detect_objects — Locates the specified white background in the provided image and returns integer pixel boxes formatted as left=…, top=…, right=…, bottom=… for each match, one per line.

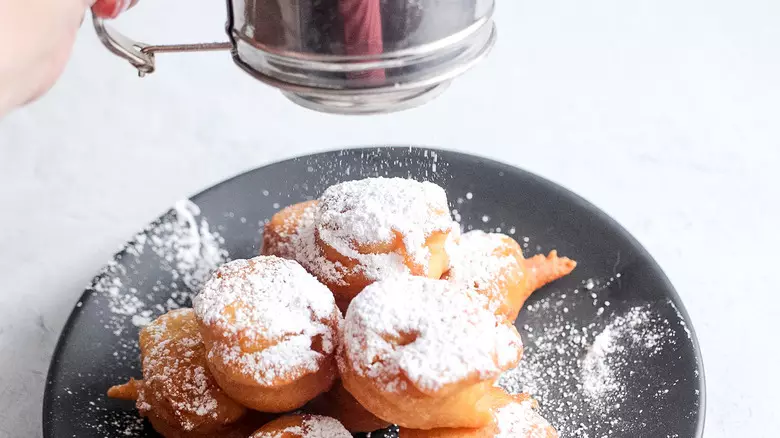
left=1, top=0, right=779, bottom=436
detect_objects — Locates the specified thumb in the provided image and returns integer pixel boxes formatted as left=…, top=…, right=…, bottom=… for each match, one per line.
left=92, top=0, right=139, bottom=19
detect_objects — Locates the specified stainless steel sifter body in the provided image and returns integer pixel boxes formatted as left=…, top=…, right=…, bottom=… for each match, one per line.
left=94, top=0, right=496, bottom=114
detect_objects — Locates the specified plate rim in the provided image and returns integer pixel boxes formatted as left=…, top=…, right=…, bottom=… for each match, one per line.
left=42, top=146, right=706, bottom=437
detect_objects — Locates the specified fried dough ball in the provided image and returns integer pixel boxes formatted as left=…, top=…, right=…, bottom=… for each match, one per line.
left=106, top=309, right=256, bottom=438
left=262, top=200, right=318, bottom=261
left=445, top=231, right=576, bottom=321
left=399, top=390, right=558, bottom=438
left=250, top=414, right=352, bottom=438
left=193, top=256, right=341, bottom=412
left=262, top=178, right=458, bottom=311
left=305, top=380, right=392, bottom=433
left=339, top=276, right=524, bottom=430
left=315, top=178, right=455, bottom=282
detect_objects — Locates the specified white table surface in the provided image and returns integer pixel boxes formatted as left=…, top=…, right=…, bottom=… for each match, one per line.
left=1, top=0, right=778, bottom=436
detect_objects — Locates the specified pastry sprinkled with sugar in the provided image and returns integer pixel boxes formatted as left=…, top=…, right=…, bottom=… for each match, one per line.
left=339, top=276, right=523, bottom=430
left=193, top=256, right=342, bottom=412
left=263, top=178, right=458, bottom=311
left=398, top=390, right=558, bottom=437
left=493, top=398, right=557, bottom=438
left=317, top=177, right=454, bottom=271
left=445, top=231, right=525, bottom=320
left=106, top=309, right=254, bottom=437
left=264, top=201, right=359, bottom=287
left=250, top=414, right=352, bottom=438
left=445, top=230, right=576, bottom=322
left=343, top=276, right=522, bottom=392
left=447, top=231, right=519, bottom=290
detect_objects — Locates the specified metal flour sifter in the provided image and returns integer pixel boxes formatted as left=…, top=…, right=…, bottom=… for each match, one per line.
left=93, top=0, right=496, bottom=114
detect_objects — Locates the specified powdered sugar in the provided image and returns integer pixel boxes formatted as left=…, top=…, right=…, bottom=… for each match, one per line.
left=499, top=294, right=680, bottom=437
left=495, top=399, right=555, bottom=438
left=207, top=334, right=327, bottom=386
left=93, top=264, right=146, bottom=336
left=93, top=200, right=228, bottom=336
left=138, top=309, right=235, bottom=431
left=580, top=325, right=621, bottom=399
left=317, top=178, right=455, bottom=273
left=279, top=204, right=341, bottom=284
left=69, top=408, right=146, bottom=437
left=148, top=200, right=228, bottom=292
left=581, top=307, right=665, bottom=403
left=446, top=230, right=520, bottom=312
left=296, top=415, right=352, bottom=438
left=278, top=202, right=406, bottom=286
left=252, top=415, right=351, bottom=438
left=342, top=276, right=523, bottom=393
left=193, top=256, right=339, bottom=385
left=269, top=180, right=458, bottom=286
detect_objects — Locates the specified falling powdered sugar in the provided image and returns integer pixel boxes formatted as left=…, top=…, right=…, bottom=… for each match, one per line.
left=343, top=276, right=523, bottom=393
left=193, top=256, right=340, bottom=385
left=316, top=178, right=456, bottom=274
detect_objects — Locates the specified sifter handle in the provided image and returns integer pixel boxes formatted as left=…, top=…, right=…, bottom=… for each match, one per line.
left=92, top=12, right=232, bottom=77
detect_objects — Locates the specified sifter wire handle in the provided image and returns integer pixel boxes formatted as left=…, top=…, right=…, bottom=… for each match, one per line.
left=92, top=12, right=232, bottom=77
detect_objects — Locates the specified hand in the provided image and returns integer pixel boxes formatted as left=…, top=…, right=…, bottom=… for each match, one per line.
left=0, top=0, right=136, bottom=117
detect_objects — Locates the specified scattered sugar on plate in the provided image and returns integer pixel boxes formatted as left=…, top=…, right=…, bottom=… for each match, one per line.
left=148, top=200, right=228, bottom=292
left=91, top=200, right=229, bottom=336
left=500, top=295, right=679, bottom=437
left=69, top=150, right=698, bottom=437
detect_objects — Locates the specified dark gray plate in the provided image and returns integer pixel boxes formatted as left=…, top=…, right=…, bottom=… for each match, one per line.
left=43, top=147, right=705, bottom=437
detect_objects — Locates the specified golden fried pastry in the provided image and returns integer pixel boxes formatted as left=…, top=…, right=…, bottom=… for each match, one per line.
left=523, top=250, right=578, bottom=292
left=339, top=276, right=524, bottom=430
left=193, top=256, right=341, bottom=412
left=262, top=200, right=318, bottom=260
left=106, top=309, right=256, bottom=438
left=262, top=177, right=458, bottom=311
left=305, top=380, right=392, bottom=433
left=445, top=231, right=576, bottom=322
left=399, top=390, right=558, bottom=438
left=261, top=200, right=353, bottom=312
left=250, top=414, right=352, bottom=437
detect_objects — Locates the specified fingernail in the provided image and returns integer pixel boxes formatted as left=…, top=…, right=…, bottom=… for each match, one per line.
left=92, top=0, right=132, bottom=19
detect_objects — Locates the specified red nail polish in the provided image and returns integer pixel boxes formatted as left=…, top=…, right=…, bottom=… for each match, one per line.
left=92, top=0, right=130, bottom=19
